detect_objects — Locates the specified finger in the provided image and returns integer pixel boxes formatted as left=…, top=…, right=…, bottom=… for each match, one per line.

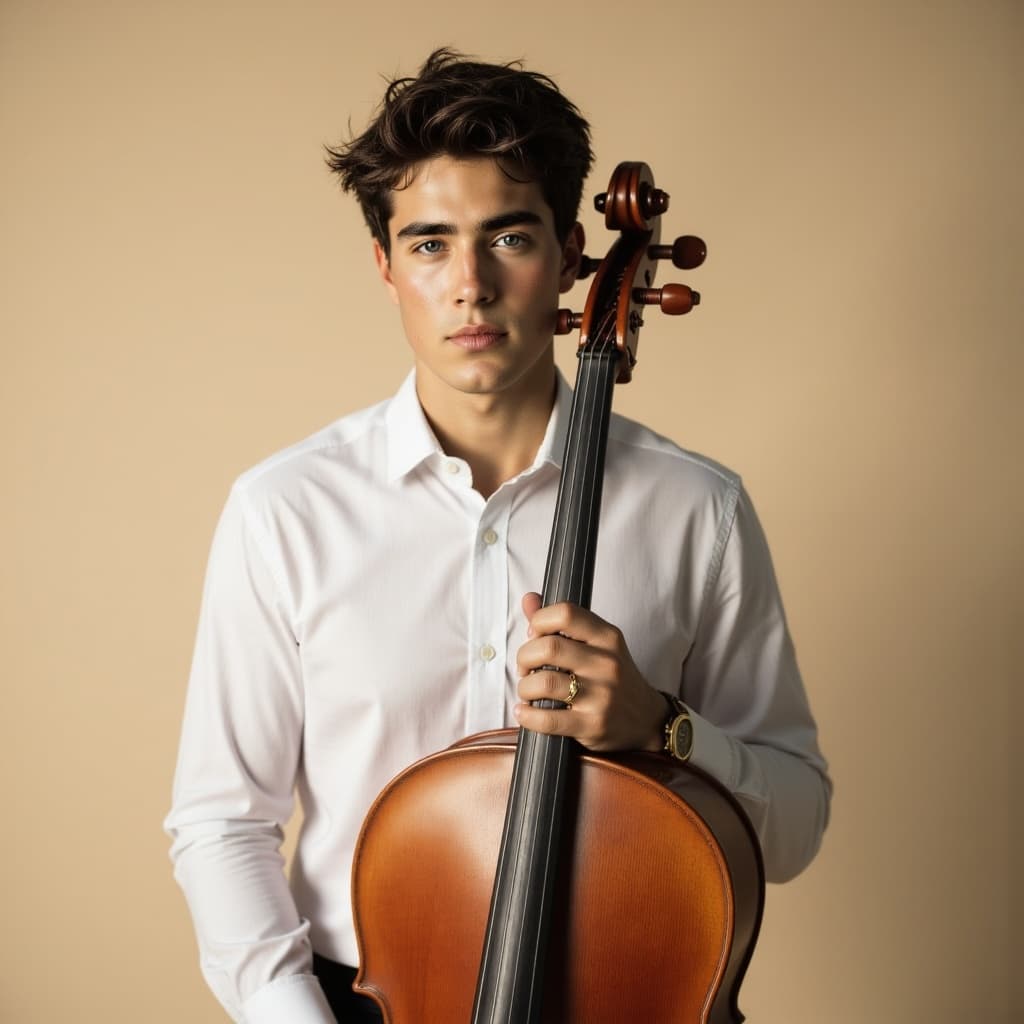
left=517, top=630, right=615, bottom=681
left=521, top=591, right=543, bottom=636
left=516, top=632, right=598, bottom=678
left=513, top=701, right=585, bottom=739
left=517, top=668, right=580, bottom=705
left=526, top=601, right=620, bottom=648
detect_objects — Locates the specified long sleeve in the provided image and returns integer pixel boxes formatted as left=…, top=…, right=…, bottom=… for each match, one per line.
left=165, top=486, right=335, bottom=1022
left=681, top=486, right=831, bottom=881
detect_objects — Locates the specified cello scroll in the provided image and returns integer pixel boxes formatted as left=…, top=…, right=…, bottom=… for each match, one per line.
left=555, top=161, right=706, bottom=382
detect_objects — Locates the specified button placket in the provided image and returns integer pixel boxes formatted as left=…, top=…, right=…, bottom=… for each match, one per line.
left=464, top=497, right=512, bottom=734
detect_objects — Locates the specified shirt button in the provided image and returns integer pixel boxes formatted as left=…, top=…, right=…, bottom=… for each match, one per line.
left=446, top=461, right=460, bottom=475
left=479, top=644, right=497, bottom=662
left=482, top=528, right=499, bottom=546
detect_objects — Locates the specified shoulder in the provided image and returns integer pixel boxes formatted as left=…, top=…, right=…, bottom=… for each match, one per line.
left=606, top=410, right=740, bottom=502
left=230, top=396, right=391, bottom=511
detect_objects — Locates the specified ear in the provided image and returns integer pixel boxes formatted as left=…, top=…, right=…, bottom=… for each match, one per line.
left=558, top=223, right=585, bottom=294
left=373, top=239, right=399, bottom=304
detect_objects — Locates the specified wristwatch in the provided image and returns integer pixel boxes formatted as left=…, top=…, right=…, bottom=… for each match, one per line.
left=659, top=691, right=693, bottom=762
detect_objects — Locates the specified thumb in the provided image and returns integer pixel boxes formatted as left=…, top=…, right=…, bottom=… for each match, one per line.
left=521, top=591, right=543, bottom=635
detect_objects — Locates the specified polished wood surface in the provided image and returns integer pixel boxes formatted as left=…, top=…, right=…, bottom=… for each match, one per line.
left=353, top=732, right=763, bottom=1023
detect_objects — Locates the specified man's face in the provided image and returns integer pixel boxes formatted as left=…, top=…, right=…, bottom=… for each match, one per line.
left=374, top=156, right=581, bottom=408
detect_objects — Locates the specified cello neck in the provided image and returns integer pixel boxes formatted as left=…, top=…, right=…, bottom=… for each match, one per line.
left=542, top=349, right=620, bottom=609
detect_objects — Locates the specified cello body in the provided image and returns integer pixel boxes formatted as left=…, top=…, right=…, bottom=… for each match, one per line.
left=351, top=163, right=765, bottom=1022
left=352, top=732, right=763, bottom=1022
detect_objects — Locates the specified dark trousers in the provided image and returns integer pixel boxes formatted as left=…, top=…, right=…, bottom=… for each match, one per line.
left=312, top=953, right=384, bottom=1022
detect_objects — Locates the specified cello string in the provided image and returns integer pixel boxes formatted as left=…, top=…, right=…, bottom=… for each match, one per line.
left=506, top=292, right=616, bottom=1019
left=512, top=301, right=615, bottom=1014
left=561, top=295, right=617, bottom=607
left=555, top=294, right=615, bottom=605
left=515, top=314, right=617, bottom=1019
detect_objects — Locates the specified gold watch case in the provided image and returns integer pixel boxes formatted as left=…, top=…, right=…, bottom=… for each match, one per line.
left=663, top=703, right=693, bottom=762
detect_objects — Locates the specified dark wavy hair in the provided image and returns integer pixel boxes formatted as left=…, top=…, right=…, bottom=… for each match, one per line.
left=325, top=48, right=593, bottom=255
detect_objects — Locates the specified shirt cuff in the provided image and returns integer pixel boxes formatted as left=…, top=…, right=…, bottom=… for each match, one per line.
left=686, top=706, right=738, bottom=790
left=241, top=973, right=336, bottom=1023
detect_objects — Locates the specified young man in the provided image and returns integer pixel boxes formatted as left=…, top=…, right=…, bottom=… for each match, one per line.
left=166, top=49, right=830, bottom=1023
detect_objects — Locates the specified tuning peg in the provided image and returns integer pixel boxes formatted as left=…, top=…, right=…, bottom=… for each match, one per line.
left=648, top=235, right=706, bottom=270
left=555, top=309, right=583, bottom=334
left=640, top=187, right=670, bottom=218
left=632, top=284, right=700, bottom=315
left=576, top=255, right=602, bottom=280
left=596, top=186, right=670, bottom=219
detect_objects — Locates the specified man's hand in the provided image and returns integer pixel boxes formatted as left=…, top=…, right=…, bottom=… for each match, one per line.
left=514, top=592, right=666, bottom=753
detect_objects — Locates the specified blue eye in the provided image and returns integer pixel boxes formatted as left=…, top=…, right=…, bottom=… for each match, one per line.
left=495, top=233, right=526, bottom=249
left=414, top=239, right=445, bottom=254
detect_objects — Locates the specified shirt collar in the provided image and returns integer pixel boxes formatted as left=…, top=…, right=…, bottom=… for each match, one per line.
left=532, top=369, right=571, bottom=472
left=384, top=371, right=442, bottom=482
left=384, top=368, right=573, bottom=483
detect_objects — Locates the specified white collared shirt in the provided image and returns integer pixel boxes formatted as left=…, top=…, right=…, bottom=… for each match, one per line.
left=166, top=370, right=830, bottom=1022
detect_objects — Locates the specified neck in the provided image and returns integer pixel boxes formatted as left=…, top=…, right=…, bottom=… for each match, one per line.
left=417, top=365, right=558, bottom=500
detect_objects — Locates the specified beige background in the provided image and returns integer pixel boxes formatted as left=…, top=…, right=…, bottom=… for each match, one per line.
left=2, top=1, right=1020, bottom=1021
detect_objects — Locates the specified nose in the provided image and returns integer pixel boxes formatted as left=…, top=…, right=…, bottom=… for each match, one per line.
left=454, top=245, right=496, bottom=307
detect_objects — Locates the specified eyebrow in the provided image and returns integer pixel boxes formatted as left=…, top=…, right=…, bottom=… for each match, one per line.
left=395, top=210, right=544, bottom=239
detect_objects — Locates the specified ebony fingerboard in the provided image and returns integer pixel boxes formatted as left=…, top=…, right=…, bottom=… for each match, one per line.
left=472, top=348, right=620, bottom=1024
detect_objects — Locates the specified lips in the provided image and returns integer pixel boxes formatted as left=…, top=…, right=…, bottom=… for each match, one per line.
left=447, top=324, right=507, bottom=350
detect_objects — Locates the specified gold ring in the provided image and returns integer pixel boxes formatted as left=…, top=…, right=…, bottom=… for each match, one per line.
left=565, top=672, right=579, bottom=708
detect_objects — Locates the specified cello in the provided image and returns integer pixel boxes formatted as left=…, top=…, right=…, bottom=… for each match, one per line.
left=350, top=162, right=765, bottom=1022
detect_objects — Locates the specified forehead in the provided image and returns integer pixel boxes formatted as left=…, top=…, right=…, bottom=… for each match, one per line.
left=388, top=156, right=554, bottom=235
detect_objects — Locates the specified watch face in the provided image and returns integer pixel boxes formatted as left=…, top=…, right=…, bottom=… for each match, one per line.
left=670, top=716, right=693, bottom=760
left=678, top=720, right=693, bottom=757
